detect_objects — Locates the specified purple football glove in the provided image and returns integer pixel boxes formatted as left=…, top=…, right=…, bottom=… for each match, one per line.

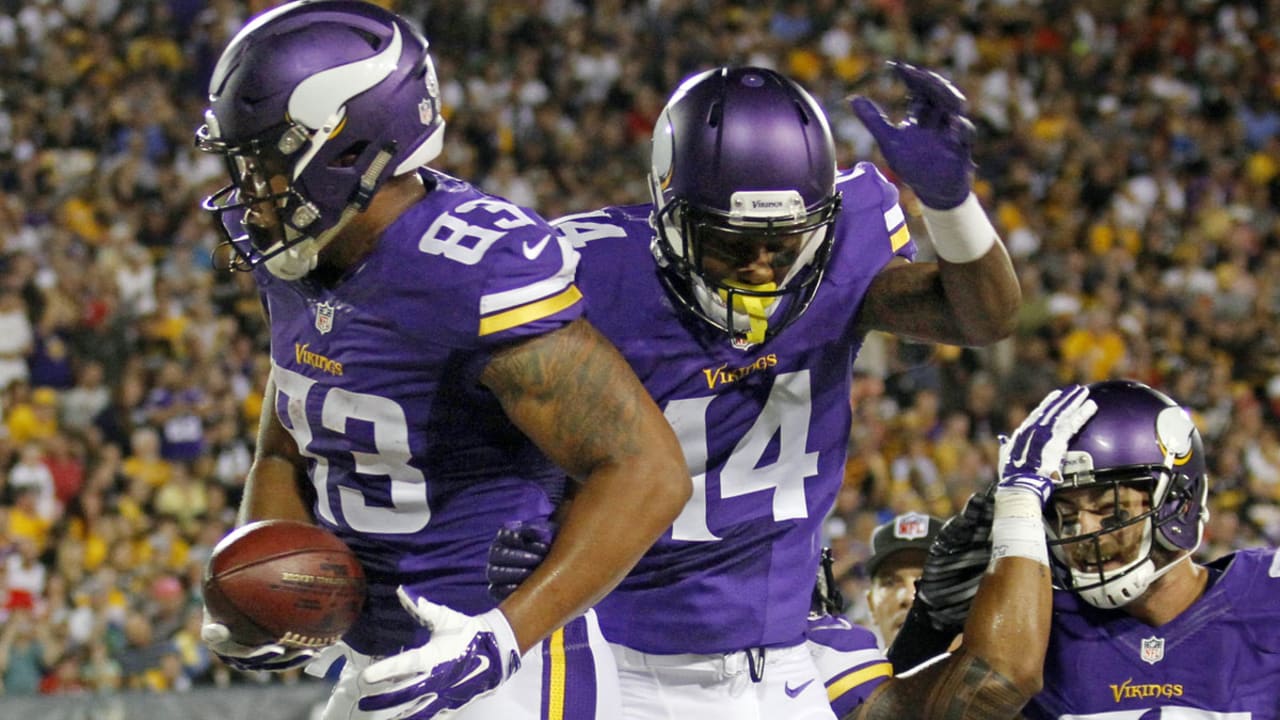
left=487, top=519, right=557, bottom=601
left=998, top=385, right=1097, bottom=507
left=850, top=61, right=975, bottom=209
left=358, top=586, right=521, bottom=719
left=201, top=609, right=317, bottom=673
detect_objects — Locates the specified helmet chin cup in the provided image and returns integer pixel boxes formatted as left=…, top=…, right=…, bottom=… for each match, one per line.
left=264, top=242, right=320, bottom=280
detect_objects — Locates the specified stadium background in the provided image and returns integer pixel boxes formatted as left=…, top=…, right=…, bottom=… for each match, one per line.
left=0, top=0, right=1277, bottom=714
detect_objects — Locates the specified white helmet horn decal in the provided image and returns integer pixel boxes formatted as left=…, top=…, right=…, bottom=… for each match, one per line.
left=289, top=24, right=402, bottom=129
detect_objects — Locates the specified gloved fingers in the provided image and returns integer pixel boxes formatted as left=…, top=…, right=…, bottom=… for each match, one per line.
left=849, top=95, right=897, bottom=145
left=487, top=582, right=519, bottom=602
left=890, top=61, right=968, bottom=125
left=487, top=544, right=547, bottom=570
left=362, top=646, right=434, bottom=686
left=395, top=586, right=462, bottom=633
left=514, top=519, right=557, bottom=546
left=202, top=620, right=292, bottom=660
left=305, top=641, right=352, bottom=678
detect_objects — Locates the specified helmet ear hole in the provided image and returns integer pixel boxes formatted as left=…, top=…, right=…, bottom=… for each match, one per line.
left=331, top=141, right=369, bottom=168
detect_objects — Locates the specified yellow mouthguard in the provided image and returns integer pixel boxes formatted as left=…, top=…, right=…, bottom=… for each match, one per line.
left=718, top=280, right=777, bottom=344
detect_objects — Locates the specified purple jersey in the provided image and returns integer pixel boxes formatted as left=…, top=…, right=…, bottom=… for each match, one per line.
left=248, top=170, right=583, bottom=656
left=559, top=163, right=915, bottom=654
left=1026, top=548, right=1280, bottom=719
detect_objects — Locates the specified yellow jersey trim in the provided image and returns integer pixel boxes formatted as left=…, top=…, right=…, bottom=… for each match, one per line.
left=890, top=224, right=911, bottom=252
left=546, top=627, right=567, bottom=720
left=478, top=285, right=582, bottom=337
left=828, top=661, right=893, bottom=702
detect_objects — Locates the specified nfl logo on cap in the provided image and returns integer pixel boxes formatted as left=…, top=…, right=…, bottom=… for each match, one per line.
left=894, top=512, right=931, bottom=540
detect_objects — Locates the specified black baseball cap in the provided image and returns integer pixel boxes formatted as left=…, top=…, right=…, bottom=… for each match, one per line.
left=865, top=511, right=943, bottom=579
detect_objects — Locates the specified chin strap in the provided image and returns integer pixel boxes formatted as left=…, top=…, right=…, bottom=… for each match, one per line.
left=264, top=148, right=396, bottom=280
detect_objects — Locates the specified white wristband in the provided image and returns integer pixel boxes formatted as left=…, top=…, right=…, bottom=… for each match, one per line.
left=919, top=193, right=998, bottom=264
left=989, top=489, right=1049, bottom=568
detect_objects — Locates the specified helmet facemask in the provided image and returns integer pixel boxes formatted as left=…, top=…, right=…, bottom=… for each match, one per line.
left=651, top=188, right=840, bottom=348
left=646, top=67, right=842, bottom=349
left=1041, top=380, right=1211, bottom=610
left=1046, top=460, right=1207, bottom=609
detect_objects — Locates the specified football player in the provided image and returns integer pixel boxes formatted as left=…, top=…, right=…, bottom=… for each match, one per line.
left=489, top=63, right=1021, bottom=718
left=1024, top=381, right=1279, bottom=718
left=886, top=380, right=1280, bottom=719
left=193, top=2, right=690, bottom=719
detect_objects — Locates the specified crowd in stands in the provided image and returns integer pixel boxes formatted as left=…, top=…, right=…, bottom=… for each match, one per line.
left=0, top=0, right=1277, bottom=696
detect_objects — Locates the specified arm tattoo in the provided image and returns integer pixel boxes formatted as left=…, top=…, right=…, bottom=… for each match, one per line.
left=853, top=650, right=1029, bottom=720
left=482, top=318, right=648, bottom=475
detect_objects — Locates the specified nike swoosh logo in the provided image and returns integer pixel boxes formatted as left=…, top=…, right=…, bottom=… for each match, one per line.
left=1013, top=437, right=1032, bottom=468
left=522, top=234, right=551, bottom=260
left=784, top=679, right=814, bottom=698
left=453, top=653, right=491, bottom=687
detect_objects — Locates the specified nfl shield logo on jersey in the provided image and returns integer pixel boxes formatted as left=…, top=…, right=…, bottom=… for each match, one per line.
left=315, top=302, right=335, bottom=335
left=1140, top=636, right=1165, bottom=665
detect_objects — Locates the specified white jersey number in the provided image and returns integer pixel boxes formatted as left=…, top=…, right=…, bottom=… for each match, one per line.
left=419, top=198, right=538, bottom=265
left=272, top=364, right=430, bottom=534
left=552, top=211, right=629, bottom=248
left=666, top=370, right=819, bottom=542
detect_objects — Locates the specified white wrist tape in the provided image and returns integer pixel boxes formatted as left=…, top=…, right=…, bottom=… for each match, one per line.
left=920, top=193, right=998, bottom=264
left=989, top=489, right=1049, bottom=568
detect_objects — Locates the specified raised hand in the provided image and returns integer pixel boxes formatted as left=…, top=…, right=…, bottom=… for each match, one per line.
left=999, top=385, right=1098, bottom=506
left=486, top=519, right=557, bottom=601
left=358, top=586, right=520, bottom=719
left=201, top=610, right=317, bottom=672
left=850, top=61, right=975, bottom=209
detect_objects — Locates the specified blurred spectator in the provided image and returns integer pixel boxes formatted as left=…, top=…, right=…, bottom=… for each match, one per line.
left=6, top=386, right=60, bottom=446
left=8, top=442, right=58, bottom=523
left=0, top=289, right=33, bottom=394
left=0, top=608, right=57, bottom=695
left=58, top=360, right=112, bottom=437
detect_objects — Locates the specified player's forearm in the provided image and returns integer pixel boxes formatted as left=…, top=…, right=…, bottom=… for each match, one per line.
left=237, top=456, right=314, bottom=525
left=498, top=455, right=689, bottom=653
left=238, top=375, right=313, bottom=525
left=852, top=648, right=1030, bottom=720
left=960, top=557, right=1050, bottom=698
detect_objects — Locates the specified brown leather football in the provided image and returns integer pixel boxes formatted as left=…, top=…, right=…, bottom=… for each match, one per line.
left=203, top=520, right=366, bottom=648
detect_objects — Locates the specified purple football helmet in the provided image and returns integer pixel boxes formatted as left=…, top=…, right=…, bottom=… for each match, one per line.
left=195, top=1, right=444, bottom=279
left=1046, top=380, right=1209, bottom=609
left=649, top=67, right=841, bottom=347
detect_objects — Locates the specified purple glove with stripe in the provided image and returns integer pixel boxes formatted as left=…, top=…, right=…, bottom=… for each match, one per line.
left=358, top=586, right=521, bottom=719
left=998, top=384, right=1097, bottom=506
left=851, top=61, right=976, bottom=209
left=487, top=519, right=557, bottom=601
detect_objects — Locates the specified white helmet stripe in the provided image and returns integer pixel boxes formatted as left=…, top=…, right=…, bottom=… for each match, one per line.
left=288, top=24, right=402, bottom=129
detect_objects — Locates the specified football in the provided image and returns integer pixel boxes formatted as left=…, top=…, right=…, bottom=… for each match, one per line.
left=203, top=519, right=366, bottom=649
